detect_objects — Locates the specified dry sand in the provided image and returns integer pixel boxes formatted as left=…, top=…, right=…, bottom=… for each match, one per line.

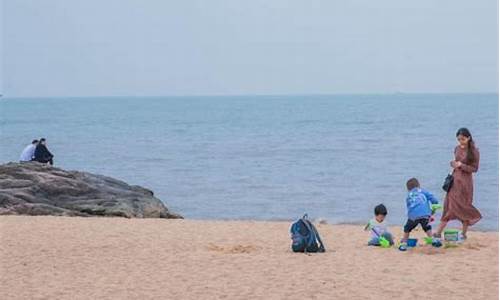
left=0, top=216, right=498, bottom=300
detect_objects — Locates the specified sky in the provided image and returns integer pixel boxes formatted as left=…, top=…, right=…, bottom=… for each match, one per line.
left=2, top=0, right=498, bottom=97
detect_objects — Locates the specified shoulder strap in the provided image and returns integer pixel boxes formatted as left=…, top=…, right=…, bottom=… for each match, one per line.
left=303, top=219, right=325, bottom=252
left=311, top=223, right=325, bottom=252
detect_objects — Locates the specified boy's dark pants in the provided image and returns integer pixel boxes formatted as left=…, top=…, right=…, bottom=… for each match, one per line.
left=404, top=217, right=431, bottom=233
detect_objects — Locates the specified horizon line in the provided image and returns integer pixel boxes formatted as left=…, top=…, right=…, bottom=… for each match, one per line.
left=2, top=91, right=499, bottom=99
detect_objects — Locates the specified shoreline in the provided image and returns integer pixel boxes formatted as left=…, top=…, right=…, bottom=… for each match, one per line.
left=1, top=215, right=497, bottom=299
left=2, top=214, right=497, bottom=232
left=163, top=216, right=500, bottom=233
left=0, top=215, right=500, bottom=234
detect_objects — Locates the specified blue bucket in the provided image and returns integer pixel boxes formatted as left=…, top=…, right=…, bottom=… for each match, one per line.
left=407, top=238, right=418, bottom=247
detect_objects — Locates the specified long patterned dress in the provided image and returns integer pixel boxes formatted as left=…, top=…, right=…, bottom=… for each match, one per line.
left=441, top=146, right=482, bottom=225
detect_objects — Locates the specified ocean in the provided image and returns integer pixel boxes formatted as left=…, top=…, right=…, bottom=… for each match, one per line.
left=1, top=94, right=498, bottom=230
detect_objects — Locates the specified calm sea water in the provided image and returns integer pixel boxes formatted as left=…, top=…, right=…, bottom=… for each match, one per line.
left=1, top=94, right=498, bottom=230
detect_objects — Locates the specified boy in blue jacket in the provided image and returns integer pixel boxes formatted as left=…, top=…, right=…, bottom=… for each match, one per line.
left=399, top=178, right=442, bottom=251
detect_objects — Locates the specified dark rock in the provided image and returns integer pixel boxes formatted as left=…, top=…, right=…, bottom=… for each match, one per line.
left=0, top=162, right=182, bottom=219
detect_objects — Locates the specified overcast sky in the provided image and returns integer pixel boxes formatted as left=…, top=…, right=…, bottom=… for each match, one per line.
left=2, top=0, right=498, bottom=97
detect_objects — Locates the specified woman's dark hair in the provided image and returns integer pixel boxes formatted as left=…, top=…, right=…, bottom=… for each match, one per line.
left=456, top=128, right=476, bottom=164
left=374, top=204, right=387, bottom=216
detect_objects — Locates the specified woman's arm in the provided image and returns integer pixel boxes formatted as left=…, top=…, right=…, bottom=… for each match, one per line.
left=459, top=150, right=480, bottom=173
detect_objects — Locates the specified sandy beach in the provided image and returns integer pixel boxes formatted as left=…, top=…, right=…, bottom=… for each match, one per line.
left=0, top=216, right=497, bottom=300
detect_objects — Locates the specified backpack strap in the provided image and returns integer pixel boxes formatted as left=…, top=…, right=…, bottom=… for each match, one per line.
left=302, top=218, right=325, bottom=253
left=310, top=222, right=326, bottom=252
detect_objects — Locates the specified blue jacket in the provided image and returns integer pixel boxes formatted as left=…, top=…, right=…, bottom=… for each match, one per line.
left=406, top=188, right=439, bottom=220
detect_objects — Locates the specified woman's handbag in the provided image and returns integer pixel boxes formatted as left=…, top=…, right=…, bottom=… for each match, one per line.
left=442, top=173, right=454, bottom=192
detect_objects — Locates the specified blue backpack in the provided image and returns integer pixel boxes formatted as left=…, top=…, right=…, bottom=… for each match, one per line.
left=290, top=214, right=325, bottom=253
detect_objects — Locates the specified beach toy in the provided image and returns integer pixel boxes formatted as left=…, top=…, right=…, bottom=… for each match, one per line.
left=378, top=236, right=391, bottom=248
left=423, top=236, right=433, bottom=245
left=406, top=238, right=418, bottom=247
left=370, top=228, right=391, bottom=248
left=430, top=204, right=443, bottom=224
left=431, top=204, right=442, bottom=214
left=444, top=229, right=460, bottom=242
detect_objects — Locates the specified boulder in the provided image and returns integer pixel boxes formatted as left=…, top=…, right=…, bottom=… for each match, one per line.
left=0, top=162, right=182, bottom=219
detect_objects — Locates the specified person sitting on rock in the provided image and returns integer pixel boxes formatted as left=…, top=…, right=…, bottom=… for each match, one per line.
left=34, top=138, right=54, bottom=165
left=19, top=139, right=39, bottom=162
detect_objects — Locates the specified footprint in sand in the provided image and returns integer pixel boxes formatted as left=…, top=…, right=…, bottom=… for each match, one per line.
left=207, top=243, right=260, bottom=254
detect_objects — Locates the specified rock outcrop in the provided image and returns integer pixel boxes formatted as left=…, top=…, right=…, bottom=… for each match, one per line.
left=0, top=162, right=182, bottom=219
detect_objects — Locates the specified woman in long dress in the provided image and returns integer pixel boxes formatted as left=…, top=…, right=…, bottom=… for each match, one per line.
left=435, top=128, right=482, bottom=239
